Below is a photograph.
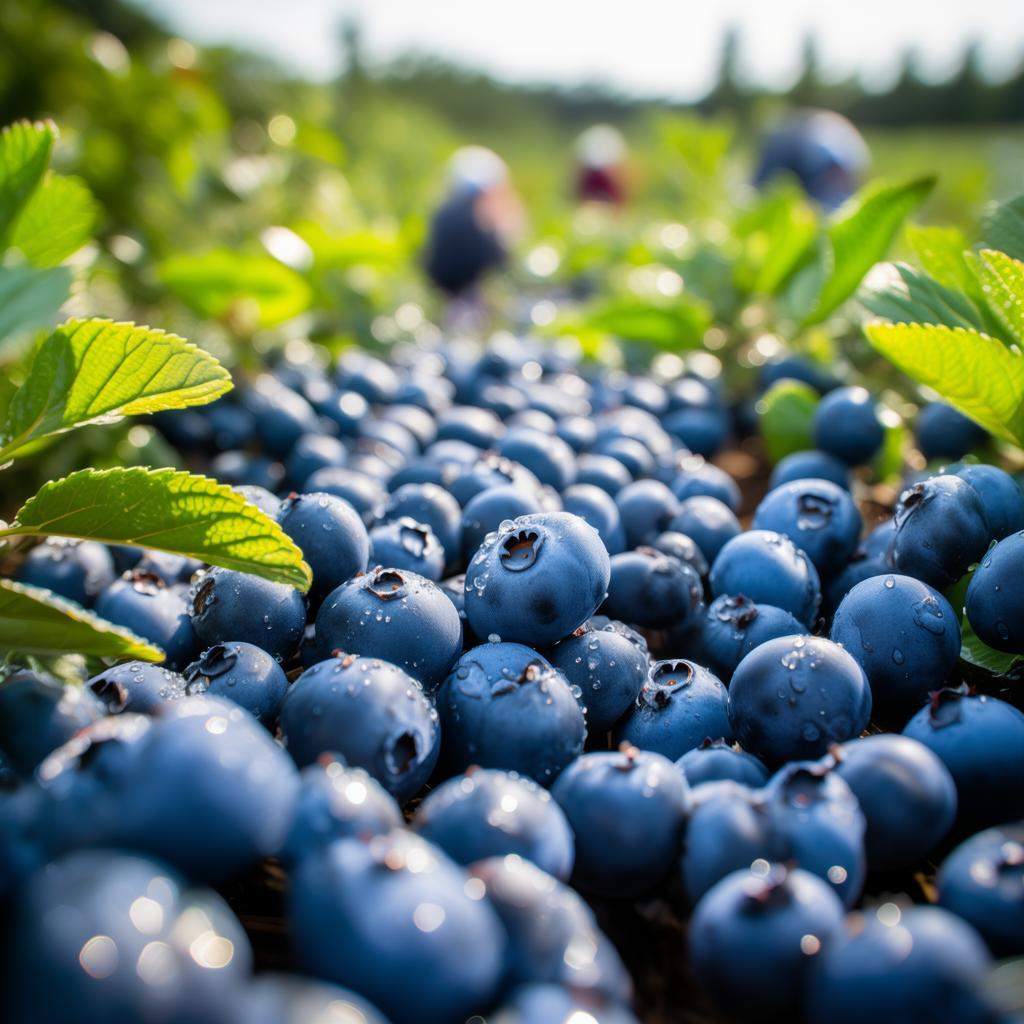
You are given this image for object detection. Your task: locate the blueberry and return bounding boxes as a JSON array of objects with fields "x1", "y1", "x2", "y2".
[
  {"x1": 613, "y1": 659, "x2": 731, "y2": 760},
  {"x1": 768, "y1": 450, "x2": 852, "y2": 491},
  {"x1": 459, "y1": 486, "x2": 546, "y2": 565},
  {"x1": 211, "y1": 450, "x2": 285, "y2": 492},
  {"x1": 891, "y1": 474, "x2": 990, "y2": 588},
  {"x1": 729, "y1": 635, "x2": 872, "y2": 766},
  {"x1": 241, "y1": 974, "x2": 391, "y2": 1024},
  {"x1": 937, "y1": 824, "x2": 1024, "y2": 956},
  {"x1": 379, "y1": 403, "x2": 437, "y2": 449},
  {"x1": 437, "y1": 643, "x2": 585, "y2": 784},
  {"x1": 806, "y1": 905, "x2": 998, "y2": 1024},
  {"x1": 288, "y1": 832, "x2": 506, "y2": 1024},
  {"x1": 561, "y1": 483, "x2": 627, "y2": 555},
  {"x1": 966, "y1": 531, "x2": 1024, "y2": 652},
  {"x1": 690, "y1": 866, "x2": 845, "y2": 1023},
  {"x1": 133, "y1": 550, "x2": 203, "y2": 586},
  {"x1": 603, "y1": 549, "x2": 704, "y2": 630},
  {"x1": 0, "y1": 668, "x2": 103, "y2": 776},
  {"x1": 753, "y1": 478, "x2": 861, "y2": 578},
  {"x1": 676, "y1": 738, "x2": 769, "y2": 788},
  {"x1": 436, "y1": 404, "x2": 506, "y2": 449},
  {"x1": 469, "y1": 856, "x2": 632, "y2": 1001},
  {"x1": 314, "y1": 388, "x2": 370, "y2": 436},
  {"x1": 668, "y1": 495, "x2": 741, "y2": 564},
  {"x1": 361, "y1": 417, "x2": 419, "y2": 461},
  {"x1": 695, "y1": 595, "x2": 805, "y2": 681},
  {"x1": 382, "y1": 482, "x2": 462, "y2": 565},
  {"x1": 831, "y1": 734, "x2": 957, "y2": 869},
  {"x1": 189, "y1": 567, "x2": 306, "y2": 665},
  {"x1": 39, "y1": 696, "x2": 299, "y2": 880},
  {"x1": 492, "y1": 985, "x2": 640, "y2": 1024},
  {"x1": 831, "y1": 574, "x2": 960, "y2": 712},
  {"x1": 369, "y1": 517, "x2": 447, "y2": 581},
  {"x1": 710, "y1": 530, "x2": 822, "y2": 626},
  {"x1": 8, "y1": 850, "x2": 252, "y2": 1024},
  {"x1": 591, "y1": 435, "x2": 655, "y2": 479},
  {"x1": 556, "y1": 414, "x2": 597, "y2": 453},
  {"x1": 183, "y1": 641, "x2": 288, "y2": 726},
  {"x1": 279, "y1": 654, "x2": 439, "y2": 803},
  {"x1": 575, "y1": 453, "x2": 633, "y2": 496},
  {"x1": 315, "y1": 567, "x2": 461, "y2": 691},
  {"x1": 547, "y1": 620, "x2": 649, "y2": 734},
  {"x1": 917, "y1": 402, "x2": 988, "y2": 461},
  {"x1": 553, "y1": 744, "x2": 689, "y2": 897},
  {"x1": 663, "y1": 405, "x2": 729, "y2": 457},
  {"x1": 335, "y1": 351, "x2": 400, "y2": 404},
  {"x1": 87, "y1": 661, "x2": 186, "y2": 714},
  {"x1": 464, "y1": 512, "x2": 610, "y2": 647},
  {"x1": 16, "y1": 538, "x2": 115, "y2": 606},
  {"x1": 206, "y1": 399, "x2": 255, "y2": 451},
  {"x1": 96, "y1": 571, "x2": 200, "y2": 669},
  {"x1": 281, "y1": 754, "x2": 403, "y2": 864},
  {"x1": 760, "y1": 354, "x2": 840, "y2": 395},
  {"x1": 449, "y1": 453, "x2": 542, "y2": 508},
  {"x1": 499, "y1": 426, "x2": 576, "y2": 490},
  {"x1": 302, "y1": 467, "x2": 387, "y2": 523},
  {"x1": 670, "y1": 458, "x2": 742, "y2": 511},
  {"x1": 614, "y1": 479, "x2": 680, "y2": 548},
  {"x1": 823, "y1": 550, "x2": 891, "y2": 616},
  {"x1": 285, "y1": 432, "x2": 348, "y2": 489},
  {"x1": 813, "y1": 386, "x2": 885, "y2": 466},
  {"x1": 277, "y1": 491, "x2": 370, "y2": 603},
  {"x1": 414, "y1": 768, "x2": 574, "y2": 880},
  {"x1": 246, "y1": 375, "x2": 319, "y2": 456},
  {"x1": 903, "y1": 687, "x2": 1024, "y2": 832},
  {"x1": 649, "y1": 531, "x2": 709, "y2": 577},
  {"x1": 954, "y1": 464, "x2": 1024, "y2": 539}
]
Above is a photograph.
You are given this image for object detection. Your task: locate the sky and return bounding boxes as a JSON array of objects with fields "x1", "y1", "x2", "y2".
[{"x1": 138, "y1": 0, "x2": 1024, "y2": 100}]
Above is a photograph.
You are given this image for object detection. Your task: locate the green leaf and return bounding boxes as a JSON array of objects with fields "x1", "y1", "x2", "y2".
[
  {"x1": 905, "y1": 224, "x2": 976, "y2": 293},
  {"x1": 873, "y1": 412, "x2": 907, "y2": 484},
  {"x1": 864, "y1": 322, "x2": 1024, "y2": 446},
  {"x1": 0, "y1": 579, "x2": 163, "y2": 661},
  {"x1": 972, "y1": 249, "x2": 1024, "y2": 346},
  {"x1": 569, "y1": 293, "x2": 713, "y2": 349},
  {"x1": 159, "y1": 250, "x2": 313, "y2": 329},
  {"x1": 734, "y1": 185, "x2": 818, "y2": 296},
  {"x1": 981, "y1": 193, "x2": 1024, "y2": 262},
  {"x1": 0, "y1": 264, "x2": 70, "y2": 350},
  {"x1": 758, "y1": 380, "x2": 820, "y2": 463},
  {"x1": 859, "y1": 262, "x2": 986, "y2": 331},
  {"x1": 9, "y1": 174, "x2": 99, "y2": 267},
  {"x1": 0, "y1": 319, "x2": 232, "y2": 461},
  {"x1": 0, "y1": 467, "x2": 312, "y2": 591},
  {"x1": 0, "y1": 120, "x2": 56, "y2": 245},
  {"x1": 802, "y1": 175, "x2": 936, "y2": 327}
]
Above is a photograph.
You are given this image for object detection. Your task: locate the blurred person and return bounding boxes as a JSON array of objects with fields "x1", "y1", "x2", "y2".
[
  {"x1": 422, "y1": 146, "x2": 523, "y2": 301},
  {"x1": 574, "y1": 124, "x2": 628, "y2": 207},
  {"x1": 753, "y1": 109, "x2": 869, "y2": 210}
]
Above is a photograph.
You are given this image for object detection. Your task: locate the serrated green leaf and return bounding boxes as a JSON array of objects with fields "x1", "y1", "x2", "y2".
[
  {"x1": 0, "y1": 579, "x2": 163, "y2": 661},
  {"x1": 0, "y1": 319, "x2": 232, "y2": 461},
  {"x1": 905, "y1": 224, "x2": 975, "y2": 293},
  {"x1": 859, "y1": 262, "x2": 986, "y2": 331},
  {"x1": 802, "y1": 175, "x2": 935, "y2": 327},
  {"x1": 864, "y1": 322, "x2": 1024, "y2": 446},
  {"x1": 981, "y1": 193, "x2": 1024, "y2": 262},
  {"x1": 0, "y1": 120, "x2": 56, "y2": 245},
  {"x1": 0, "y1": 467, "x2": 312, "y2": 591},
  {"x1": 159, "y1": 250, "x2": 313, "y2": 329},
  {"x1": 0, "y1": 264, "x2": 70, "y2": 351},
  {"x1": 945, "y1": 571, "x2": 1022, "y2": 676},
  {"x1": 9, "y1": 174, "x2": 99, "y2": 267},
  {"x1": 972, "y1": 249, "x2": 1024, "y2": 346},
  {"x1": 758, "y1": 380, "x2": 820, "y2": 463},
  {"x1": 734, "y1": 184, "x2": 818, "y2": 296}
]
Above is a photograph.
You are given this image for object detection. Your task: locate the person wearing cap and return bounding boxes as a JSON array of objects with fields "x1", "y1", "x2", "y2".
[{"x1": 574, "y1": 124, "x2": 628, "y2": 207}]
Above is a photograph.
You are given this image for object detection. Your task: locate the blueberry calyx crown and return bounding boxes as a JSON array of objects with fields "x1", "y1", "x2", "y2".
[
  {"x1": 367, "y1": 568, "x2": 407, "y2": 600},
  {"x1": 125, "y1": 569, "x2": 168, "y2": 595},
  {"x1": 927, "y1": 684, "x2": 971, "y2": 728},
  {"x1": 774, "y1": 763, "x2": 832, "y2": 808},
  {"x1": 739, "y1": 863, "x2": 795, "y2": 913},
  {"x1": 642, "y1": 660, "x2": 695, "y2": 708},
  {"x1": 500, "y1": 528, "x2": 543, "y2": 572},
  {"x1": 614, "y1": 742, "x2": 641, "y2": 771},
  {"x1": 185, "y1": 643, "x2": 239, "y2": 686},
  {"x1": 88, "y1": 676, "x2": 129, "y2": 714},
  {"x1": 795, "y1": 492, "x2": 835, "y2": 529},
  {"x1": 385, "y1": 729, "x2": 420, "y2": 777},
  {"x1": 714, "y1": 594, "x2": 759, "y2": 628},
  {"x1": 395, "y1": 517, "x2": 437, "y2": 557}
]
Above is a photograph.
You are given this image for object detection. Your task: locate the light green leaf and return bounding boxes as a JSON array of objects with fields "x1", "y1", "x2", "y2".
[
  {"x1": 734, "y1": 184, "x2": 818, "y2": 296},
  {"x1": 9, "y1": 174, "x2": 100, "y2": 267},
  {"x1": 0, "y1": 264, "x2": 70, "y2": 350},
  {"x1": 873, "y1": 412, "x2": 907, "y2": 484},
  {"x1": 859, "y1": 262, "x2": 985, "y2": 331},
  {"x1": 0, "y1": 319, "x2": 232, "y2": 461},
  {"x1": 905, "y1": 224, "x2": 976, "y2": 293},
  {"x1": 972, "y1": 249, "x2": 1024, "y2": 346},
  {"x1": 159, "y1": 250, "x2": 313, "y2": 329},
  {"x1": 981, "y1": 193, "x2": 1024, "y2": 262},
  {"x1": 0, "y1": 120, "x2": 56, "y2": 245},
  {"x1": 0, "y1": 579, "x2": 163, "y2": 661},
  {"x1": 569, "y1": 293, "x2": 713, "y2": 349},
  {"x1": 802, "y1": 175, "x2": 935, "y2": 327},
  {"x1": 864, "y1": 322, "x2": 1024, "y2": 446},
  {"x1": 757, "y1": 380, "x2": 820, "y2": 463},
  {"x1": 0, "y1": 467, "x2": 312, "y2": 591}
]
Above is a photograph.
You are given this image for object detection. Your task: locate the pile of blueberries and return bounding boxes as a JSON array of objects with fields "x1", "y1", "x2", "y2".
[{"x1": 2, "y1": 337, "x2": 1023, "y2": 1024}]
